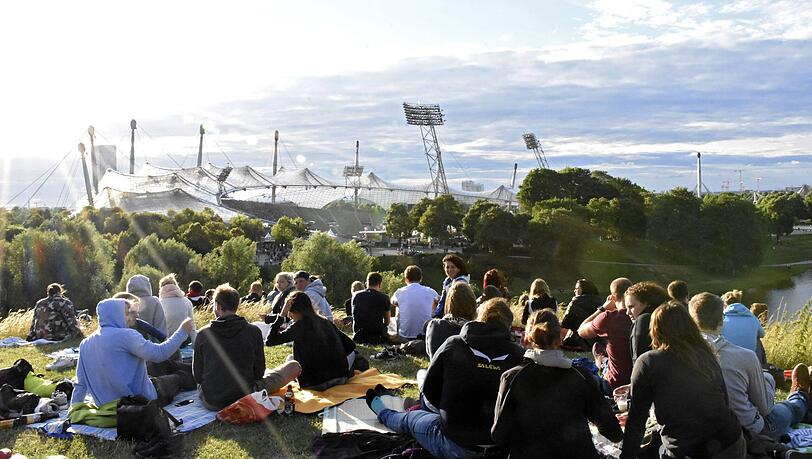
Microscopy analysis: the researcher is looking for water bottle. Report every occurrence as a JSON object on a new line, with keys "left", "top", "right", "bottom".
{"left": 283, "top": 385, "right": 294, "bottom": 415}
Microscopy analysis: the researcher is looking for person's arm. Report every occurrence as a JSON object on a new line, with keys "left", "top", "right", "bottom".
{"left": 265, "top": 315, "right": 299, "bottom": 346}
{"left": 62, "top": 300, "right": 83, "bottom": 338}
{"left": 491, "top": 368, "right": 518, "bottom": 446}
{"left": 70, "top": 347, "right": 88, "bottom": 405}
{"left": 253, "top": 327, "right": 265, "bottom": 381}
{"left": 185, "top": 301, "right": 197, "bottom": 343}
{"left": 581, "top": 367, "right": 623, "bottom": 442}
{"left": 578, "top": 309, "right": 606, "bottom": 340}
{"left": 135, "top": 318, "right": 167, "bottom": 342}
{"left": 192, "top": 332, "right": 205, "bottom": 384}
{"left": 620, "top": 356, "right": 655, "bottom": 459}
{"left": 128, "top": 326, "right": 188, "bottom": 363}
{"left": 422, "top": 339, "right": 450, "bottom": 408}
{"left": 756, "top": 320, "right": 765, "bottom": 338}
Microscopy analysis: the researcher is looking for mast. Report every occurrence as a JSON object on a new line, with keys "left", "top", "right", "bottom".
{"left": 272, "top": 130, "right": 279, "bottom": 204}
{"left": 696, "top": 152, "right": 702, "bottom": 198}
{"left": 129, "top": 119, "right": 137, "bottom": 174}
{"left": 197, "top": 124, "right": 205, "bottom": 168}
{"left": 78, "top": 143, "right": 94, "bottom": 207}
{"left": 88, "top": 125, "right": 97, "bottom": 192}
{"left": 354, "top": 140, "right": 360, "bottom": 207}
{"left": 510, "top": 163, "right": 518, "bottom": 190}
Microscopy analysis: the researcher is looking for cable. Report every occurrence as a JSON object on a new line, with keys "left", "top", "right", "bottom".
{"left": 3, "top": 138, "right": 81, "bottom": 207}
{"left": 56, "top": 155, "right": 80, "bottom": 207}
{"left": 212, "top": 139, "right": 234, "bottom": 166}
{"left": 280, "top": 140, "right": 300, "bottom": 170}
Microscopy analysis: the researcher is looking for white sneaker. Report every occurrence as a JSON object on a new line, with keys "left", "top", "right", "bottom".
{"left": 46, "top": 356, "right": 77, "bottom": 371}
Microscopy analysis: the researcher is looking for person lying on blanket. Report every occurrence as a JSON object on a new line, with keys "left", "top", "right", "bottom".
{"left": 70, "top": 298, "right": 193, "bottom": 411}
{"left": 194, "top": 283, "right": 301, "bottom": 411}
{"left": 265, "top": 291, "right": 356, "bottom": 392}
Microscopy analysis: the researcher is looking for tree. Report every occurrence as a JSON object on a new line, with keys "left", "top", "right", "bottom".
{"left": 129, "top": 212, "right": 173, "bottom": 240}
{"left": 587, "top": 197, "right": 646, "bottom": 241}
{"left": 516, "top": 168, "right": 566, "bottom": 212}
{"left": 271, "top": 216, "right": 309, "bottom": 244}
{"left": 282, "top": 232, "right": 374, "bottom": 305}
{"left": 409, "top": 197, "right": 433, "bottom": 229}
{"left": 646, "top": 188, "right": 702, "bottom": 260}
{"left": 229, "top": 214, "right": 266, "bottom": 241}
{"left": 417, "top": 195, "right": 463, "bottom": 244}
{"left": 525, "top": 207, "right": 593, "bottom": 264}
{"left": 757, "top": 192, "right": 806, "bottom": 242}
{"left": 475, "top": 207, "right": 517, "bottom": 254}
{"left": 202, "top": 236, "right": 261, "bottom": 293}
{"left": 385, "top": 203, "right": 414, "bottom": 243}
{"left": 123, "top": 234, "right": 204, "bottom": 285}
{"left": 461, "top": 200, "right": 500, "bottom": 243}
{"left": 699, "top": 193, "right": 767, "bottom": 273}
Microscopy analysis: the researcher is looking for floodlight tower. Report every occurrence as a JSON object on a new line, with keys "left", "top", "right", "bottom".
{"left": 522, "top": 132, "right": 549, "bottom": 169}
{"left": 88, "top": 126, "right": 97, "bottom": 193}
{"left": 197, "top": 124, "right": 205, "bottom": 168}
{"left": 129, "top": 119, "right": 137, "bottom": 174}
{"left": 343, "top": 140, "right": 364, "bottom": 207}
{"left": 403, "top": 103, "right": 449, "bottom": 197}
{"left": 78, "top": 143, "right": 94, "bottom": 207}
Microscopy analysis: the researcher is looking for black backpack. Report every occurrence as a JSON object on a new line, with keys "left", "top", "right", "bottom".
{"left": 0, "top": 359, "right": 33, "bottom": 390}
{"left": 116, "top": 394, "right": 182, "bottom": 442}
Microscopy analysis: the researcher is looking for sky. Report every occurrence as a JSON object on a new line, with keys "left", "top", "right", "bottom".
{"left": 1, "top": 0, "right": 811, "bottom": 207}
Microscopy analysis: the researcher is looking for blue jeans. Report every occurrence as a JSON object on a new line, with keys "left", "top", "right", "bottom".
{"left": 378, "top": 409, "right": 484, "bottom": 459}
{"left": 762, "top": 391, "right": 809, "bottom": 441}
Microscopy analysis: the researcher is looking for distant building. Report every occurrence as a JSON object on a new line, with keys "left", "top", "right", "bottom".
{"left": 461, "top": 180, "right": 484, "bottom": 192}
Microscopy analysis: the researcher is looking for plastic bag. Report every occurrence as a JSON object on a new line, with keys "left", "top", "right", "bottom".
{"left": 216, "top": 390, "right": 283, "bottom": 425}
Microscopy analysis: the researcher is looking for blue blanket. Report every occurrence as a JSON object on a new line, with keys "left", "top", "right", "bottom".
{"left": 27, "top": 390, "right": 217, "bottom": 441}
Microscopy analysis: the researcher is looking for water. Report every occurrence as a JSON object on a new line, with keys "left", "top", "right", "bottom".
{"left": 765, "top": 269, "right": 812, "bottom": 319}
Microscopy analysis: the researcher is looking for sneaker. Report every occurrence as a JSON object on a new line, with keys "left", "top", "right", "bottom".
{"left": 373, "top": 346, "right": 400, "bottom": 360}
{"left": 51, "top": 390, "right": 68, "bottom": 409}
{"left": 791, "top": 364, "right": 810, "bottom": 393}
{"left": 46, "top": 356, "right": 77, "bottom": 372}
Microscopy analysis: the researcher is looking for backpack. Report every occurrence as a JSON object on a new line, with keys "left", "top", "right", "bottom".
{"left": 116, "top": 394, "right": 182, "bottom": 442}
{"left": 0, "top": 359, "right": 33, "bottom": 390}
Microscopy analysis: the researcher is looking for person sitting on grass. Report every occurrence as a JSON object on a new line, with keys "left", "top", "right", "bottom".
{"left": 266, "top": 292, "right": 355, "bottom": 391}
{"left": 293, "top": 271, "right": 333, "bottom": 321}
{"left": 577, "top": 277, "right": 634, "bottom": 395}
{"left": 521, "top": 277, "right": 557, "bottom": 324}
{"left": 159, "top": 273, "right": 197, "bottom": 345}
{"left": 240, "top": 280, "right": 265, "bottom": 304}
{"left": 690, "top": 292, "right": 812, "bottom": 444}
{"left": 624, "top": 281, "right": 670, "bottom": 363}
{"left": 391, "top": 265, "right": 438, "bottom": 343}
{"left": 341, "top": 280, "right": 365, "bottom": 327}
{"left": 432, "top": 254, "right": 470, "bottom": 318}
{"left": 667, "top": 280, "right": 690, "bottom": 308}
{"left": 351, "top": 272, "right": 391, "bottom": 345}
{"left": 367, "top": 298, "right": 523, "bottom": 458}
{"left": 561, "top": 278, "right": 602, "bottom": 351}
{"left": 425, "top": 282, "right": 477, "bottom": 359}
{"left": 194, "top": 283, "right": 301, "bottom": 411}
{"left": 492, "top": 309, "right": 622, "bottom": 458}
{"left": 26, "top": 283, "right": 83, "bottom": 342}
{"left": 620, "top": 302, "right": 745, "bottom": 459}
{"left": 186, "top": 280, "right": 207, "bottom": 308}
{"left": 70, "top": 298, "right": 192, "bottom": 410}
{"left": 721, "top": 289, "right": 765, "bottom": 356}
{"left": 126, "top": 274, "right": 168, "bottom": 336}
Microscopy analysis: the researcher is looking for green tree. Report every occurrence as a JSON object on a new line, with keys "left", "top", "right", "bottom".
{"left": 129, "top": 212, "right": 173, "bottom": 240}
{"left": 699, "top": 193, "right": 767, "bottom": 273}
{"left": 409, "top": 197, "right": 433, "bottom": 229}
{"left": 202, "top": 235, "right": 261, "bottom": 293}
{"left": 475, "top": 207, "right": 517, "bottom": 254}
{"left": 282, "top": 232, "right": 374, "bottom": 305}
{"left": 385, "top": 203, "right": 414, "bottom": 243}
{"left": 757, "top": 192, "right": 806, "bottom": 242}
{"left": 587, "top": 197, "right": 646, "bottom": 241}
{"left": 417, "top": 195, "right": 463, "bottom": 244}
{"left": 179, "top": 222, "right": 215, "bottom": 254}
{"left": 229, "top": 214, "right": 266, "bottom": 241}
{"left": 516, "top": 168, "right": 565, "bottom": 212}
{"left": 123, "top": 234, "right": 204, "bottom": 285}
{"left": 525, "top": 207, "right": 592, "bottom": 264}
{"left": 271, "top": 216, "right": 309, "bottom": 244}
{"left": 379, "top": 270, "right": 403, "bottom": 297}
{"left": 646, "top": 188, "right": 702, "bottom": 260}
{"left": 461, "top": 200, "right": 500, "bottom": 243}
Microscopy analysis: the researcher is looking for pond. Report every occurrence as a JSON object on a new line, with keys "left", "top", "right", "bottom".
{"left": 765, "top": 269, "right": 812, "bottom": 319}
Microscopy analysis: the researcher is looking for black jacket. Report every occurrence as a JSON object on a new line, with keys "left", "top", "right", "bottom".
{"left": 630, "top": 308, "right": 656, "bottom": 363}
{"left": 561, "top": 294, "right": 602, "bottom": 330}
{"left": 492, "top": 354, "right": 622, "bottom": 458}
{"left": 424, "top": 316, "right": 468, "bottom": 359}
{"left": 193, "top": 314, "right": 264, "bottom": 410}
{"left": 266, "top": 315, "right": 356, "bottom": 388}
{"left": 423, "top": 321, "right": 524, "bottom": 449}
{"left": 269, "top": 286, "right": 295, "bottom": 315}
{"left": 521, "top": 294, "right": 558, "bottom": 324}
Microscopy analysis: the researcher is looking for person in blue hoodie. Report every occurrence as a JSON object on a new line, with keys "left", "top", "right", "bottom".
{"left": 721, "top": 289, "right": 765, "bottom": 354}
{"left": 70, "top": 298, "right": 192, "bottom": 408}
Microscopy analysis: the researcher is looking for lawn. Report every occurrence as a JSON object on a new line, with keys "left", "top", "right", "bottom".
{"left": 0, "top": 304, "right": 426, "bottom": 459}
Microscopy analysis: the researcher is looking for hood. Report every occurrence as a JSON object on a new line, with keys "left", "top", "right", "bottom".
{"left": 210, "top": 314, "right": 249, "bottom": 338}
{"left": 97, "top": 298, "right": 127, "bottom": 329}
{"left": 127, "top": 274, "right": 154, "bottom": 297}
{"left": 159, "top": 283, "right": 185, "bottom": 299}
{"left": 524, "top": 348, "right": 572, "bottom": 368}
{"left": 444, "top": 274, "right": 470, "bottom": 286}
{"left": 305, "top": 279, "right": 327, "bottom": 298}
{"left": 701, "top": 332, "right": 728, "bottom": 351}
{"left": 460, "top": 321, "right": 511, "bottom": 355}
{"left": 724, "top": 303, "right": 752, "bottom": 316}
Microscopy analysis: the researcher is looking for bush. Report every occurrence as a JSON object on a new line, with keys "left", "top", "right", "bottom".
{"left": 201, "top": 236, "right": 261, "bottom": 294}
{"left": 282, "top": 232, "right": 374, "bottom": 305}
{"left": 123, "top": 234, "right": 205, "bottom": 286}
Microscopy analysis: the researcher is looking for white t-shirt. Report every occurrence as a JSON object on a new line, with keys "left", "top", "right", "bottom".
{"left": 392, "top": 283, "right": 439, "bottom": 339}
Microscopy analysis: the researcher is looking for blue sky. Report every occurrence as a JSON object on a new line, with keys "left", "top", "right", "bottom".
{"left": 1, "top": 0, "right": 811, "bottom": 206}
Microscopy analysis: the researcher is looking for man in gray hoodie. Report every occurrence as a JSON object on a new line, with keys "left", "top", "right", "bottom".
{"left": 690, "top": 292, "right": 810, "bottom": 441}
{"left": 127, "top": 274, "right": 168, "bottom": 336}
{"left": 293, "top": 271, "right": 333, "bottom": 321}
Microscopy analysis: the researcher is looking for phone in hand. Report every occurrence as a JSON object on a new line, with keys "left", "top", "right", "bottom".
{"left": 174, "top": 399, "right": 194, "bottom": 407}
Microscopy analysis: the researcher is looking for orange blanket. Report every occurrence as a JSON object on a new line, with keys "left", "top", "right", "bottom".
{"left": 271, "top": 368, "right": 416, "bottom": 414}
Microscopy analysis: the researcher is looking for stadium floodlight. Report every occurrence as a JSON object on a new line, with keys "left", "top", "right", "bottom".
{"left": 403, "top": 102, "right": 449, "bottom": 196}
{"left": 522, "top": 133, "right": 539, "bottom": 150}
{"left": 522, "top": 131, "right": 549, "bottom": 169}
{"left": 216, "top": 166, "right": 233, "bottom": 183}
{"left": 342, "top": 166, "right": 364, "bottom": 177}
{"left": 403, "top": 103, "right": 445, "bottom": 126}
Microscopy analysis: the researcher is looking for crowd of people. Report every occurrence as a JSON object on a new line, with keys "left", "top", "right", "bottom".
{"left": 16, "top": 252, "right": 812, "bottom": 458}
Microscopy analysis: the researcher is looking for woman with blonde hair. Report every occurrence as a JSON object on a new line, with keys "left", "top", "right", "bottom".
{"left": 721, "top": 288, "right": 764, "bottom": 354}
{"left": 521, "top": 278, "right": 558, "bottom": 324}
{"left": 620, "top": 302, "right": 744, "bottom": 459}
{"left": 493, "top": 308, "right": 621, "bottom": 457}
{"left": 425, "top": 282, "right": 477, "bottom": 359}
{"left": 158, "top": 273, "right": 197, "bottom": 344}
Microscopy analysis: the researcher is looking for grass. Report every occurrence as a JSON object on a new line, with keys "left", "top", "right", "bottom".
{"left": 0, "top": 302, "right": 428, "bottom": 458}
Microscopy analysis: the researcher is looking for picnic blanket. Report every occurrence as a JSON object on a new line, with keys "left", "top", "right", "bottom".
{"left": 0, "top": 337, "right": 63, "bottom": 348}
{"left": 321, "top": 396, "right": 406, "bottom": 434}
{"left": 27, "top": 390, "right": 217, "bottom": 441}
{"left": 280, "top": 369, "right": 415, "bottom": 414}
